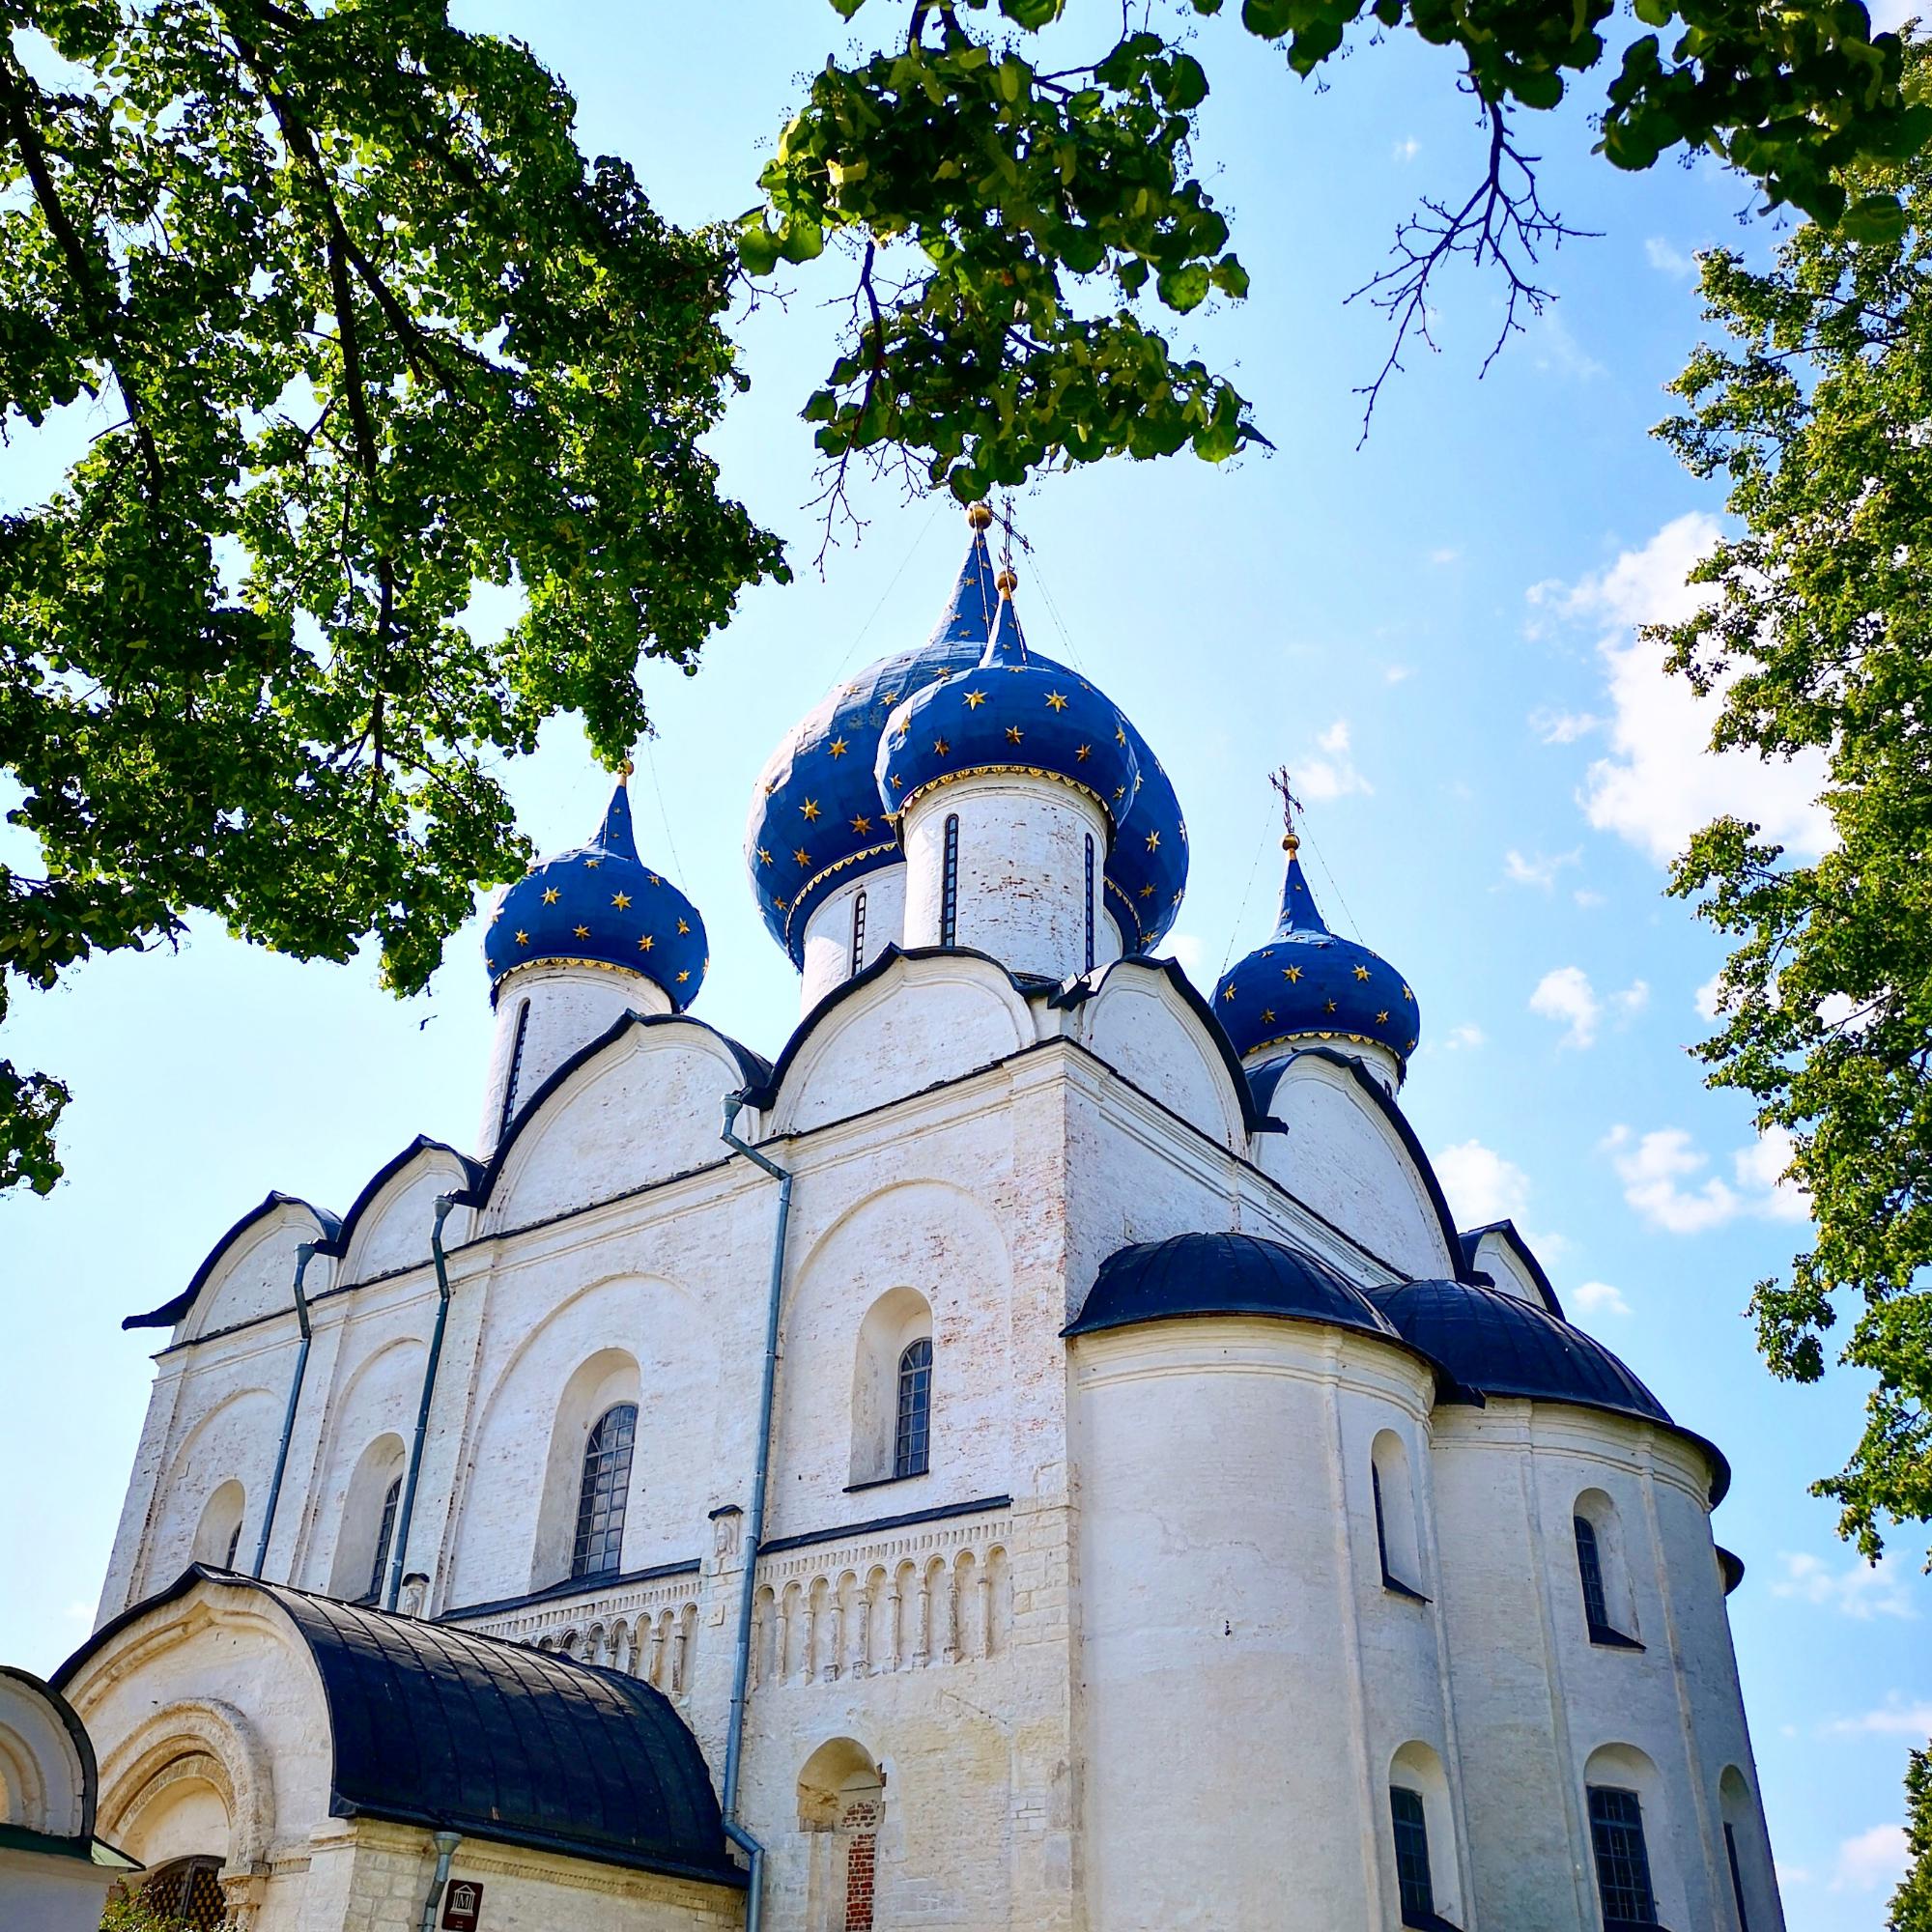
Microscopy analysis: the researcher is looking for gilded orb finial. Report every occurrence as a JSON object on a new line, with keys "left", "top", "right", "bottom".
{"left": 966, "top": 501, "right": 994, "bottom": 530}
{"left": 618, "top": 758, "right": 635, "bottom": 783}
{"left": 995, "top": 565, "right": 1019, "bottom": 596}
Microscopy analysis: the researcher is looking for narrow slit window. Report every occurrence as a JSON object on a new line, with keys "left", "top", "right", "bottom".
{"left": 1724, "top": 1821, "right": 1750, "bottom": 1931}
{"left": 1084, "top": 833, "right": 1095, "bottom": 971}
{"left": 1388, "top": 1786, "right": 1435, "bottom": 1923}
{"left": 1576, "top": 1515, "right": 1611, "bottom": 1632}
{"left": 572, "top": 1402, "right": 638, "bottom": 1579}
{"left": 850, "top": 888, "right": 868, "bottom": 979}
{"left": 940, "top": 814, "right": 960, "bottom": 947}
{"left": 363, "top": 1475, "right": 403, "bottom": 1605}
{"left": 1587, "top": 1784, "right": 1660, "bottom": 1927}
{"left": 498, "top": 997, "right": 532, "bottom": 1141}
{"left": 895, "top": 1338, "right": 932, "bottom": 1478}
{"left": 222, "top": 1518, "right": 242, "bottom": 1571}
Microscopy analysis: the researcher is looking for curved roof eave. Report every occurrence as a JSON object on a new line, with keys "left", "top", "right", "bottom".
{"left": 54, "top": 1567, "right": 744, "bottom": 1890}
{"left": 0, "top": 1665, "right": 99, "bottom": 1846}
{"left": 1248, "top": 1047, "right": 1472, "bottom": 1283}
{"left": 467, "top": 1010, "right": 773, "bottom": 1210}
{"left": 318, "top": 1137, "right": 484, "bottom": 1264}
{"left": 124, "top": 1192, "right": 343, "bottom": 1333}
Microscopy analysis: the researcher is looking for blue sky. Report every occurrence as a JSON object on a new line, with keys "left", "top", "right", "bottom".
{"left": 2, "top": 3, "right": 1927, "bottom": 1919}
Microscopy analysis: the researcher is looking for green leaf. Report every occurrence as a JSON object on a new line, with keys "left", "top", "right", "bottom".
{"left": 1840, "top": 192, "right": 1907, "bottom": 243}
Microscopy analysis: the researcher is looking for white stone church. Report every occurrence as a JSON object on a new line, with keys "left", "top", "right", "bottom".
{"left": 2, "top": 508, "right": 1785, "bottom": 1932}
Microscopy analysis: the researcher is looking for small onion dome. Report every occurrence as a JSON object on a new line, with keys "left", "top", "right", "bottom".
{"left": 485, "top": 777, "right": 708, "bottom": 1010}
{"left": 1211, "top": 839, "right": 1419, "bottom": 1064}
{"left": 1065, "top": 1232, "right": 1403, "bottom": 1344}
{"left": 874, "top": 585, "right": 1142, "bottom": 832}
{"left": 1105, "top": 749, "right": 1188, "bottom": 952}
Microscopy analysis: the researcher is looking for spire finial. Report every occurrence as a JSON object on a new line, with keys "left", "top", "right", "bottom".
{"left": 1269, "top": 766, "right": 1302, "bottom": 853}
{"left": 995, "top": 565, "right": 1019, "bottom": 596}
{"left": 618, "top": 758, "right": 634, "bottom": 784}
{"left": 966, "top": 500, "right": 994, "bottom": 530}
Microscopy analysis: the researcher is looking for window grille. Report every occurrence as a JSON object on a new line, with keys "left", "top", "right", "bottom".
{"left": 1576, "top": 1516, "right": 1612, "bottom": 1632}
{"left": 851, "top": 889, "right": 868, "bottom": 979}
{"left": 1724, "top": 1821, "right": 1751, "bottom": 1931}
{"left": 143, "top": 1857, "right": 227, "bottom": 1929}
{"left": 1084, "top": 834, "right": 1095, "bottom": 971}
{"left": 1389, "top": 1786, "right": 1435, "bottom": 1920}
{"left": 571, "top": 1402, "right": 638, "bottom": 1579}
{"left": 362, "top": 1475, "right": 403, "bottom": 1605}
{"left": 895, "top": 1338, "right": 932, "bottom": 1479}
{"left": 940, "top": 815, "right": 960, "bottom": 947}
{"left": 1587, "top": 1784, "right": 1660, "bottom": 1926}
{"left": 498, "top": 997, "right": 532, "bottom": 1142}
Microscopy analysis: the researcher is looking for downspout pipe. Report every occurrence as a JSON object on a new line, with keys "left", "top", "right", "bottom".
{"left": 416, "top": 1830, "right": 461, "bottom": 1932}
{"left": 386, "top": 1196, "right": 457, "bottom": 1613}
{"left": 719, "top": 1094, "right": 791, "bottom": 1932}
{"left": 252, "top": 1242, "right": 319, "bottom": 1577}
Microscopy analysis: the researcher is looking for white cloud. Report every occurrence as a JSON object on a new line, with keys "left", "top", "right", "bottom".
{"left": 1393, "top": 135, "right": 1421, "bottom": 162}
{"left": 1550, "top": 514, "right": 1832, "bottom": 867}
{"left": 1573, "top": 888, "right": 1606, "bottom": 909}
{"left": 1776, "top": 1861, "right": 1814, "bottom": 1889}
{"left": 1529, "top": 967, "right": 1647, "bottom": 1049}
{"left": 1531, "top": 707, "right": 1603, "bottom": 746}
{"left": 1772, "top": 1551, "right": 1918, "bottom": 1622}
{"left": 1505, "top": 847, "right": 1580, "bottom": 891}
{"left": 1530, "top": 310, "right": 1606, "bottom": 382}
{"left": 1822, "top": 1696, "right": 1932, "bottom": 1739}
{"left": 1695, "top": 970, "right": 1726, "bottom": 1019}
{"left": 1442, "top": 1023, "right": 1486, "bottom": 1051}
{"left": 1833, "top": 1824, "right": 1909, "bottom": 1893}
{"left": 1428, "top": 547, "right": 1459, "bottom": 565}
{"left": 1603, "top": 1122, "right": 1808, "bottom": 1231}
{"left": 1385, "top": 665, "right": 1414, "bottom": 685}
{"left": 1644, "top": 237, "right": 1698, "bottom": 278}
{"left": 1572, "top": 1280, "right": 1632, "bottom": 1317}
{"left": 1734, "top": 1123, "right": 1810, "bottom": 1222}
{"left": 1299, "top": 719, "right": 1373, "bottom": 801}
{"left": 1433, "top": 1139, "right": 1532, "bottom": 1227}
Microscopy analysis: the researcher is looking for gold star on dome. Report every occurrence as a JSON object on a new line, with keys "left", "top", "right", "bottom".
{"left": 1075, "top": 744, "right": 1091, "bottom": 761}
{"left": 756, "top": 847, "right": 773, "bottom": 867}
{"left": 515, "top": 930, "right": 529, "bottom": 946}
{"left": 611, "top": 891, "right": 632, "bottom": 910}
{"left": 1353, "top": 964, "right": 1371, "bottom": 980}
{"left": 1139, "top": 884, "right": 1154, "bottom": 898}
{"left": 583, "top": 858, "right": 600, "bottom": 870}
{"left": 639, "top": 934, "right": 655, "bottom": 952}
{"left": 851, "top": 813, "right": 873, "bottom": 835}
{"left": 1324, "top": 998, "right": 1338, "bottom": 1014}
{"left": 1115, "top": 725, "right": 1126, "bottom": 745}
{"left": 1145, "top": 830, "right": 1160, "bottom": 851}
{"left": 1114, "top": 785, "right": 1126, "bottom": 801}
{"left": 677, "top": 918, "right": 691, "bottom": 935}
{"left": 1283, "top": 965, "right": 1302, "bottom": 982}
{"left": 775, "top": 896, "right": 788, "bottom": 911}
{"left": 828, "top": 736, "right": 849, "bottom": 757}
{"left": 963, "top": 690, "right": 988, "bottom": 709}
{"left": 881, "top": 690, "right": 899, "bottom": 703}
{"left": 1222, "top": 983, "right": 1237, "bottom": 1002}
{"left": 541, "top": 887, "right": 560, "bottom": 905}
{"left": 574, "top": 924, "right": 590, "bottom": 939}
{"left": 1006, "top": 724, "right": 1024, "bottom": 745}
{"left": 763, "top": 779, "right": 777, "bottom": 796}
{"left": 1376, "top": 1009, "right": 1389, "bottom": 1024}
{"left": 677, "top": 969, "right": 691, "bottom": 982}
{"left": 793, "top": 846, "right": 810, "bottom": 866}
{"left": 801, "top": 798, "right": 821, "bottom": 822}
{"left": 648, "top": 873, "right": 662, "bottom": 887}
{"left": 933, "top": 736, "right": 951, "bottom": 755}
{"left": 1045, "top": 691, "right": 1069, "bottom": 711}
{"left": 893, "top": 775, "right": 904, "bottom": 789}
{"left": 1402, "top": 985, "right": 1414, "bottom": 1002}
{"left": 1261, "top": 1008, "right": 1276, "bottom": 1024}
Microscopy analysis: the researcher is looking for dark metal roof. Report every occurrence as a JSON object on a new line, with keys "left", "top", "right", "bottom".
{"left": 1456, "top": 1218, "right": 1565, "bottom": 1318}
{"left": 55, "top": 1570, "right": 741, "bottom": 1889}
{"left": 1367, "top": 1279, "right": 1731, "bottom": 1503}
{"left": 1065, "top": 1232, "right": 1406, "bottom": 1344}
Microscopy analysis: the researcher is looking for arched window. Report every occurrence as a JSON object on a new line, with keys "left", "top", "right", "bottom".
{"left": 895, "top": 1339, "right": 932, "bottom": 1479}
{"left": 365, "top": 1476, "right": 402, "bottom": 1604}
{"left": 497, "top": 995, "right": 532, "bottom": 1142}
{"left": 1390, "top": 1786, "right": 1434, "bottom": 1920}
{"left": 1371, "top": 1431, "right": 1426, "bottom": 1600}
{"left": 572, "top": 1402, "right": 638, "bottom": 1579}
{"left": 1574, "top": 1490, "right": 1641, "bottom": 1647}
{"left": 141, "top": 1857, "right": 228, "bottom": 1929}
{"left": 798, "top": 1738, "right": 884, "bottom": 1932}
{"left": 1719, "top": 1765, "right": 1774, "bottom": 1931}
{"left": 1587, "top": 1783, "right": 1659, "bottom": 1927}
{"left": 851, "top": 888, "right": 868, "bottom": 978}
{"left": 1388, "top": 1741, "right": 1462, "bottom": 1927}
{"left": 1084, "top": 833, "right": 1095, "bottom": 972}
{"left": 330, "top": 1434, "right": 408, "bottom": 1605}
{"left": 191, "top": 1481, "right": 246, "bottom": 1572}
{"left": 940, "top": 814, "right": 960, "bottom": 946}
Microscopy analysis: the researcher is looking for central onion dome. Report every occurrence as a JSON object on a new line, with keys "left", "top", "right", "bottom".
{"left": 745, "top": 506, "right": 1187, "bottom": 964}
{"left": 485, "top": 776, "right": 708, "bottom": 1010}
{"left": 876, "top": 580, "right": 1141, "bottom": 832}
{"left": 1213, "top": 829, "right": 1419, "bottom": 1067}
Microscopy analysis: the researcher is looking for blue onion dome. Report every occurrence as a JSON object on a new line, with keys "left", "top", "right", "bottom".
{"left": 875, "top": 578, "right": 1142, "bottom": 835}
{"left": 744, "top": 503, "right": 1190, "bottom": 964}
{"left": 486, "top": 774, "right": 708, "bottom": 1010}
{"left": 1212, "top": 829, "right": 1419, "bottom": 1065}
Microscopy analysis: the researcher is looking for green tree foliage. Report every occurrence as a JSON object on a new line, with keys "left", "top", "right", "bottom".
{"left": 1896, "top": 1747, "right": 1932, "bottom": 1932}
{"left": 0, "top": 0, "right": 784, "bottom": 1192}
{"left": 1653, "top": 89, "right": 1932, "bottom": 1564}
{"left": 749, "top": 0, "right": 1929, "bottom": 521}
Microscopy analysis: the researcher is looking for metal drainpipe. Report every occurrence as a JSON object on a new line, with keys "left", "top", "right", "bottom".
{"left": 719, "top": 1094, "right": 791, "bottom": 1932}
{"left": 251, "top": 1242, "right": 319, "bottom": 1577}
{"left": 386, "top": 1196, "right": 457, "bottom": 1613}
{"left": 416, "top": 1830, "right": 461, "bottom": 1932}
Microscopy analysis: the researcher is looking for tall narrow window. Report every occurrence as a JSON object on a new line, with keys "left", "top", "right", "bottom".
{"left": 1587, "top": 1785, "right": 1660, "bottom": 1927}
{"left": 363, "top": 1475, "right": 403, "bottom": 1605}
{"left": 498, "top": 996, "right": 531, "bottom": 1142}
{"left": 850, "top": 888, "right": 868, "bottom": 979}
{"left": 1373, "top": 1464, "right": 1392, "bottom": 1578}
{"left": 572, "top": 1402, "right": 638, "bottom": 1579}
{"left": 222, "top": 1519, "right": 242, "bottom": 1571}
{"left": 895, "top": 1338, "right": 932, "bottom": 1478}
{"left": 940, "top": 813, "right": 960, "bottom": 947}
{"left": 1084, "top": 833, "right": 1095, "bottom": 971}
{"left": 1576, "top": 1515, "right": 1611, "bottom": 1631}
{"left": 1389, "top": 1786, "right": 1435, "bottom": 1923}
{"left": 1723, "top": 1822, "right": 1751, "bottom": 1931}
